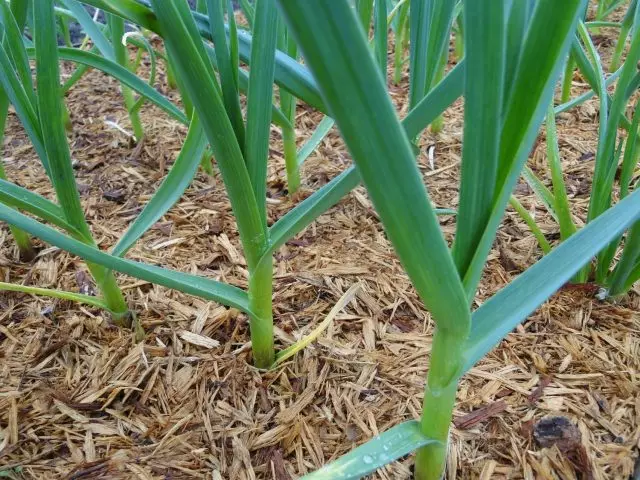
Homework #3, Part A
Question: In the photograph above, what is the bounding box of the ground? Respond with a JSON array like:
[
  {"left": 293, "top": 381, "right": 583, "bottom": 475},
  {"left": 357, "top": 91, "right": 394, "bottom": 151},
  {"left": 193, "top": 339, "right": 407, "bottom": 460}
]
[{"left": 0, "top": 6, "right": 639, "bottom": 480}]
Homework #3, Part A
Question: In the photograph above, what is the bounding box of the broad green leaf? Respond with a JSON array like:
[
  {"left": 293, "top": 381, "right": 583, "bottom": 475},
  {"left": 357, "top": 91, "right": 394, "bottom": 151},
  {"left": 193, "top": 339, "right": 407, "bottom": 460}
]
[
  {"left": 276, "top": 1, "right": 471, "bottom": 342},
  {"left": 463, "top": 188, "right": 640, "bottom": 373},
  {"left": 245, "top": 0, "right": 278, "bottom": 227},
  {"left": 112, "top": 114, "right": 207, "bottom": 257},
  {"left": 452, "top": 0, "right": 505, "bottom": 279},
  {"left": 0, "top": 203, "right": 253, "bottom": 314},
  {"left": 504, "top": 0, "right": 530, "bottom": 107},
  {"left": 302, "top": 421, "right": 440, "bottom": 480}
]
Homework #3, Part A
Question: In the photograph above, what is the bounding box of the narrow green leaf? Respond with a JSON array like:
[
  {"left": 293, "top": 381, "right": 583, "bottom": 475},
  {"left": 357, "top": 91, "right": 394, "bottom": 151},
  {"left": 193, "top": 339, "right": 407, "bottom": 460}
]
[
  {"left": 112, "top": 114, "right": 207, "bottom": 257},
  {"left": 463, "top": 188, "right": 640, "bottom": 373},
  {"left": 238, "top": 0, "right": 255, "bottom": 28},
  {"left": 301, "top": 421, "right": 440, "bottom": 480},
  {"left": 0, "top": 178, "right": 84, "bottom": 239},
  {"left": 374, "top": 0, "right": 387, "bottom": 75},
  {"left": 297, "top": 116, "right": 335, "bottom": 167},
  {"left": 521, "top": 166, "right": 558, "bottom": 221},
  {"left": 0, "top": 1, "right": 36, "bottom": 107},
  {"left": 245, "top": 0, "right": 278, "bottom": 227},
  {"left": 620, "top": 99, "right": 640, "bottom": 199},
  {"left": 59, "top": 0, "right": 114, "bottom": 59},
  {"left": 402, "top": 59, "right": 465, "bottom": 140},
  {"left": 545, "top": 104, "right": 576, "bottom": 241},
  {"left": 0, "top": 281, "right": 112, "bottom": 312},
  {"left": 206, "top": 0, "right": 245, "bottom": 147},
  {"left": 608, "top": 221, "right": 640, "bottom": 296},
  {"left": 452, "top": 0, "right": 505, "bottom": 278},
  {"left": 0, "top": 41, "right": 49, "bottom": 172},
  {"left": 508, "top": 195, "right": 552, "bottom": 254},
  {"left": 29, "top": 47, "right": 188, "bottom": 124},
  {"left": 0, "top": 202, "right": 253, "bottom": 314},
  {"left": 33, "top": 1, "right": 91, "bottom": 237},
  {"left": 409, "top": 0, "right": 431, "bottom": 107}
]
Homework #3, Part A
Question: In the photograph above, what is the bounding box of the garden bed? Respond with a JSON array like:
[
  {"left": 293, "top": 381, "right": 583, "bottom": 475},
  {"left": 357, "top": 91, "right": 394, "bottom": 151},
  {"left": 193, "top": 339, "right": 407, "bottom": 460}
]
[{"left": 0, "top": 11, "right": 639, "bottom": 480}]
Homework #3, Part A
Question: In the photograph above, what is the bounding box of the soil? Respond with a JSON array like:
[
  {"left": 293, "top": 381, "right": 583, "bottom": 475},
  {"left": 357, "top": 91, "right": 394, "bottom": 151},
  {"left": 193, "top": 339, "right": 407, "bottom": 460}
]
[{"left": 1, "top": 4, "right": 639, "bottom": 480}]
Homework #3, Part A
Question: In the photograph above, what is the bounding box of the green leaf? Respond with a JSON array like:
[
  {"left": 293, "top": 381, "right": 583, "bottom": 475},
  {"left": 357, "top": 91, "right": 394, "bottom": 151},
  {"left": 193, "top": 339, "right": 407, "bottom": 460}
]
[
  {"left": 301, "top": 421, "right": 440, "bottom": 480},
  {"left": 0, "top": 178, "right": 84, "bottom": 239},
  {"left": 608, "top": 220, "right": 640, "bottom": 296},
  {"left": 508, "top": 195, "right": 552, "bottom": 254},
  {"left": 0, "top": 41, "right": 49, "bottom": 173},
  {"left": 461, "top": 0, "right": 586, "bottom": 298},
  {"left": 0, "top": 202, "right": 253, "bottom": 314},
  {"left": 521, "top": 166, "right": 558, "bottom": 221},
  {"left": 463, "top": 188, "right": 640, "bottom": 373},
  {"left": 245, "top": 0, "right": 278, "bottom": 227},
  {"left": 402, "top": 60, "right": 465, "bottom": 140},
  {"left": 206, "top": 0, "right": 245, "bottom": 147},
  {"left": 620, "top": 98, "right": 640, "bottom": 199},
  {"left": 33, "top": 1, "right": 91, "bottom": 237},
  {"left": 0, "top": 281, "right": 112, "bottom": 312},
  {"left": 238, "top": 0, "right": 255, "bottom": 28},
  {"left": 59, "top": 0, "right": 114, "bottom": 60},
  {"left": 112, "top": 114, "right": 207, "bottom": 257},
  {"left": 149, "top": 0, "right": 266, "bottom": 269},
  {"left": 374, "top": 0, "right": 388, "bottom": 75},
  {"left": 0, "top": 0, "right": 36, "bottom": 106},
  {"left": 297, "top": 116, "right": 335, "bottom": 167},
  {"left": 276, "top": 0, "right": 470, "bottom": 339},
  {"left": 545, "top": 104, "right": 576, "bottom": 241},
  {"left": 28, "top": 47, "right": 188, "bottom": 124},
  {"left": 452, "top": 0, "right": 505, "bottom": 279}
]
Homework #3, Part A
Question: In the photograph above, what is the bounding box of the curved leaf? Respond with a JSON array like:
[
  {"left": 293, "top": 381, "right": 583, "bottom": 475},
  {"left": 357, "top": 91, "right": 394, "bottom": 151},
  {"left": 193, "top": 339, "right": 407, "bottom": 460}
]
[
  {"left": 463, "top": 188, "right": 640, "bottom": 373},
  {"left": 0, "top": 281, "right": 112, "bottom": 312},
  {"left": 59, "top": 0, "right": 114, "bottom": 59},
  {"left": 0, "top": 178, "right": 84, "bottom": 239},
  {"left": 26, "top": 47, "right": 188, "bottom": 125},
  {"left": 0, "top": 202, "right": 253, "bottom": 314},
  {"left": 302, "top": 421, "right": 440, "bottom": 480},
  {"left": 112, "top": 114, "right": 207, "bottom": 257},
  {"left": 297, "top": 116, "right": 335, "bottom": 167}
]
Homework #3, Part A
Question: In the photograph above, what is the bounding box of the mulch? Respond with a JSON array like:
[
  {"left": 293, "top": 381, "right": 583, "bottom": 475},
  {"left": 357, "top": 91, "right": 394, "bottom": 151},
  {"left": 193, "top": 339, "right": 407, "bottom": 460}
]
[{"left": 1, "top": 4, "right": 638, "bottom": 479}]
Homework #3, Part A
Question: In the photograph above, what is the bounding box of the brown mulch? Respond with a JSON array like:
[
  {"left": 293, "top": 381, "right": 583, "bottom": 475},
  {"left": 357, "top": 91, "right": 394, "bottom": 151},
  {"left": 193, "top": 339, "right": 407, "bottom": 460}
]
[{"left": 1, "top": 4, "right": 639, "bottom": 479}]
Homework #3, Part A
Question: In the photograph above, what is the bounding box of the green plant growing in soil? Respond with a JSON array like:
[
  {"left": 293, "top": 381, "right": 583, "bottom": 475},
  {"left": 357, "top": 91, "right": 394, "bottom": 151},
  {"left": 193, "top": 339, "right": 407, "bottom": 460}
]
[
  {"left": 517, "top": 20, "right": 640, "bottom": 297},
  {"left": 271, "top": 0, "right": 640, "bottom": 478},
  {"left": 0, "top": 0, "right": 131, "bottom": 324},
  {"left": 0, "top": 0, "right": 456, "bottom": 369}
]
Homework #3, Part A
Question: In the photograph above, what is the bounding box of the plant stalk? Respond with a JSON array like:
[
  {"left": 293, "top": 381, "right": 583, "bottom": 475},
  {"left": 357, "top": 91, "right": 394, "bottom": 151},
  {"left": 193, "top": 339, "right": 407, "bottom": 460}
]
[
  {"left": 561, "top": 55, "right": 575, "bottom": 103},
  {"left": 248, "top": 257, "right": 274, "bottom": 368},
  {"left": 283, "top": 126, "right": 300, "bottom": 194},
  {"left": 87, "top": 261, "right": 130, "bottom": 326},
  {"left": 415, "top": 330, "right": 464, "bottom": 480}
]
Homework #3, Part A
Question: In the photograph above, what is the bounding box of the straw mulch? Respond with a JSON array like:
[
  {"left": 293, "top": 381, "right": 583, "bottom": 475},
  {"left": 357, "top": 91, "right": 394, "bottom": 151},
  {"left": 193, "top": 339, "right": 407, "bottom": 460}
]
[{"left": 1, "top": 8, "right": 639, "bottom": 480}]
